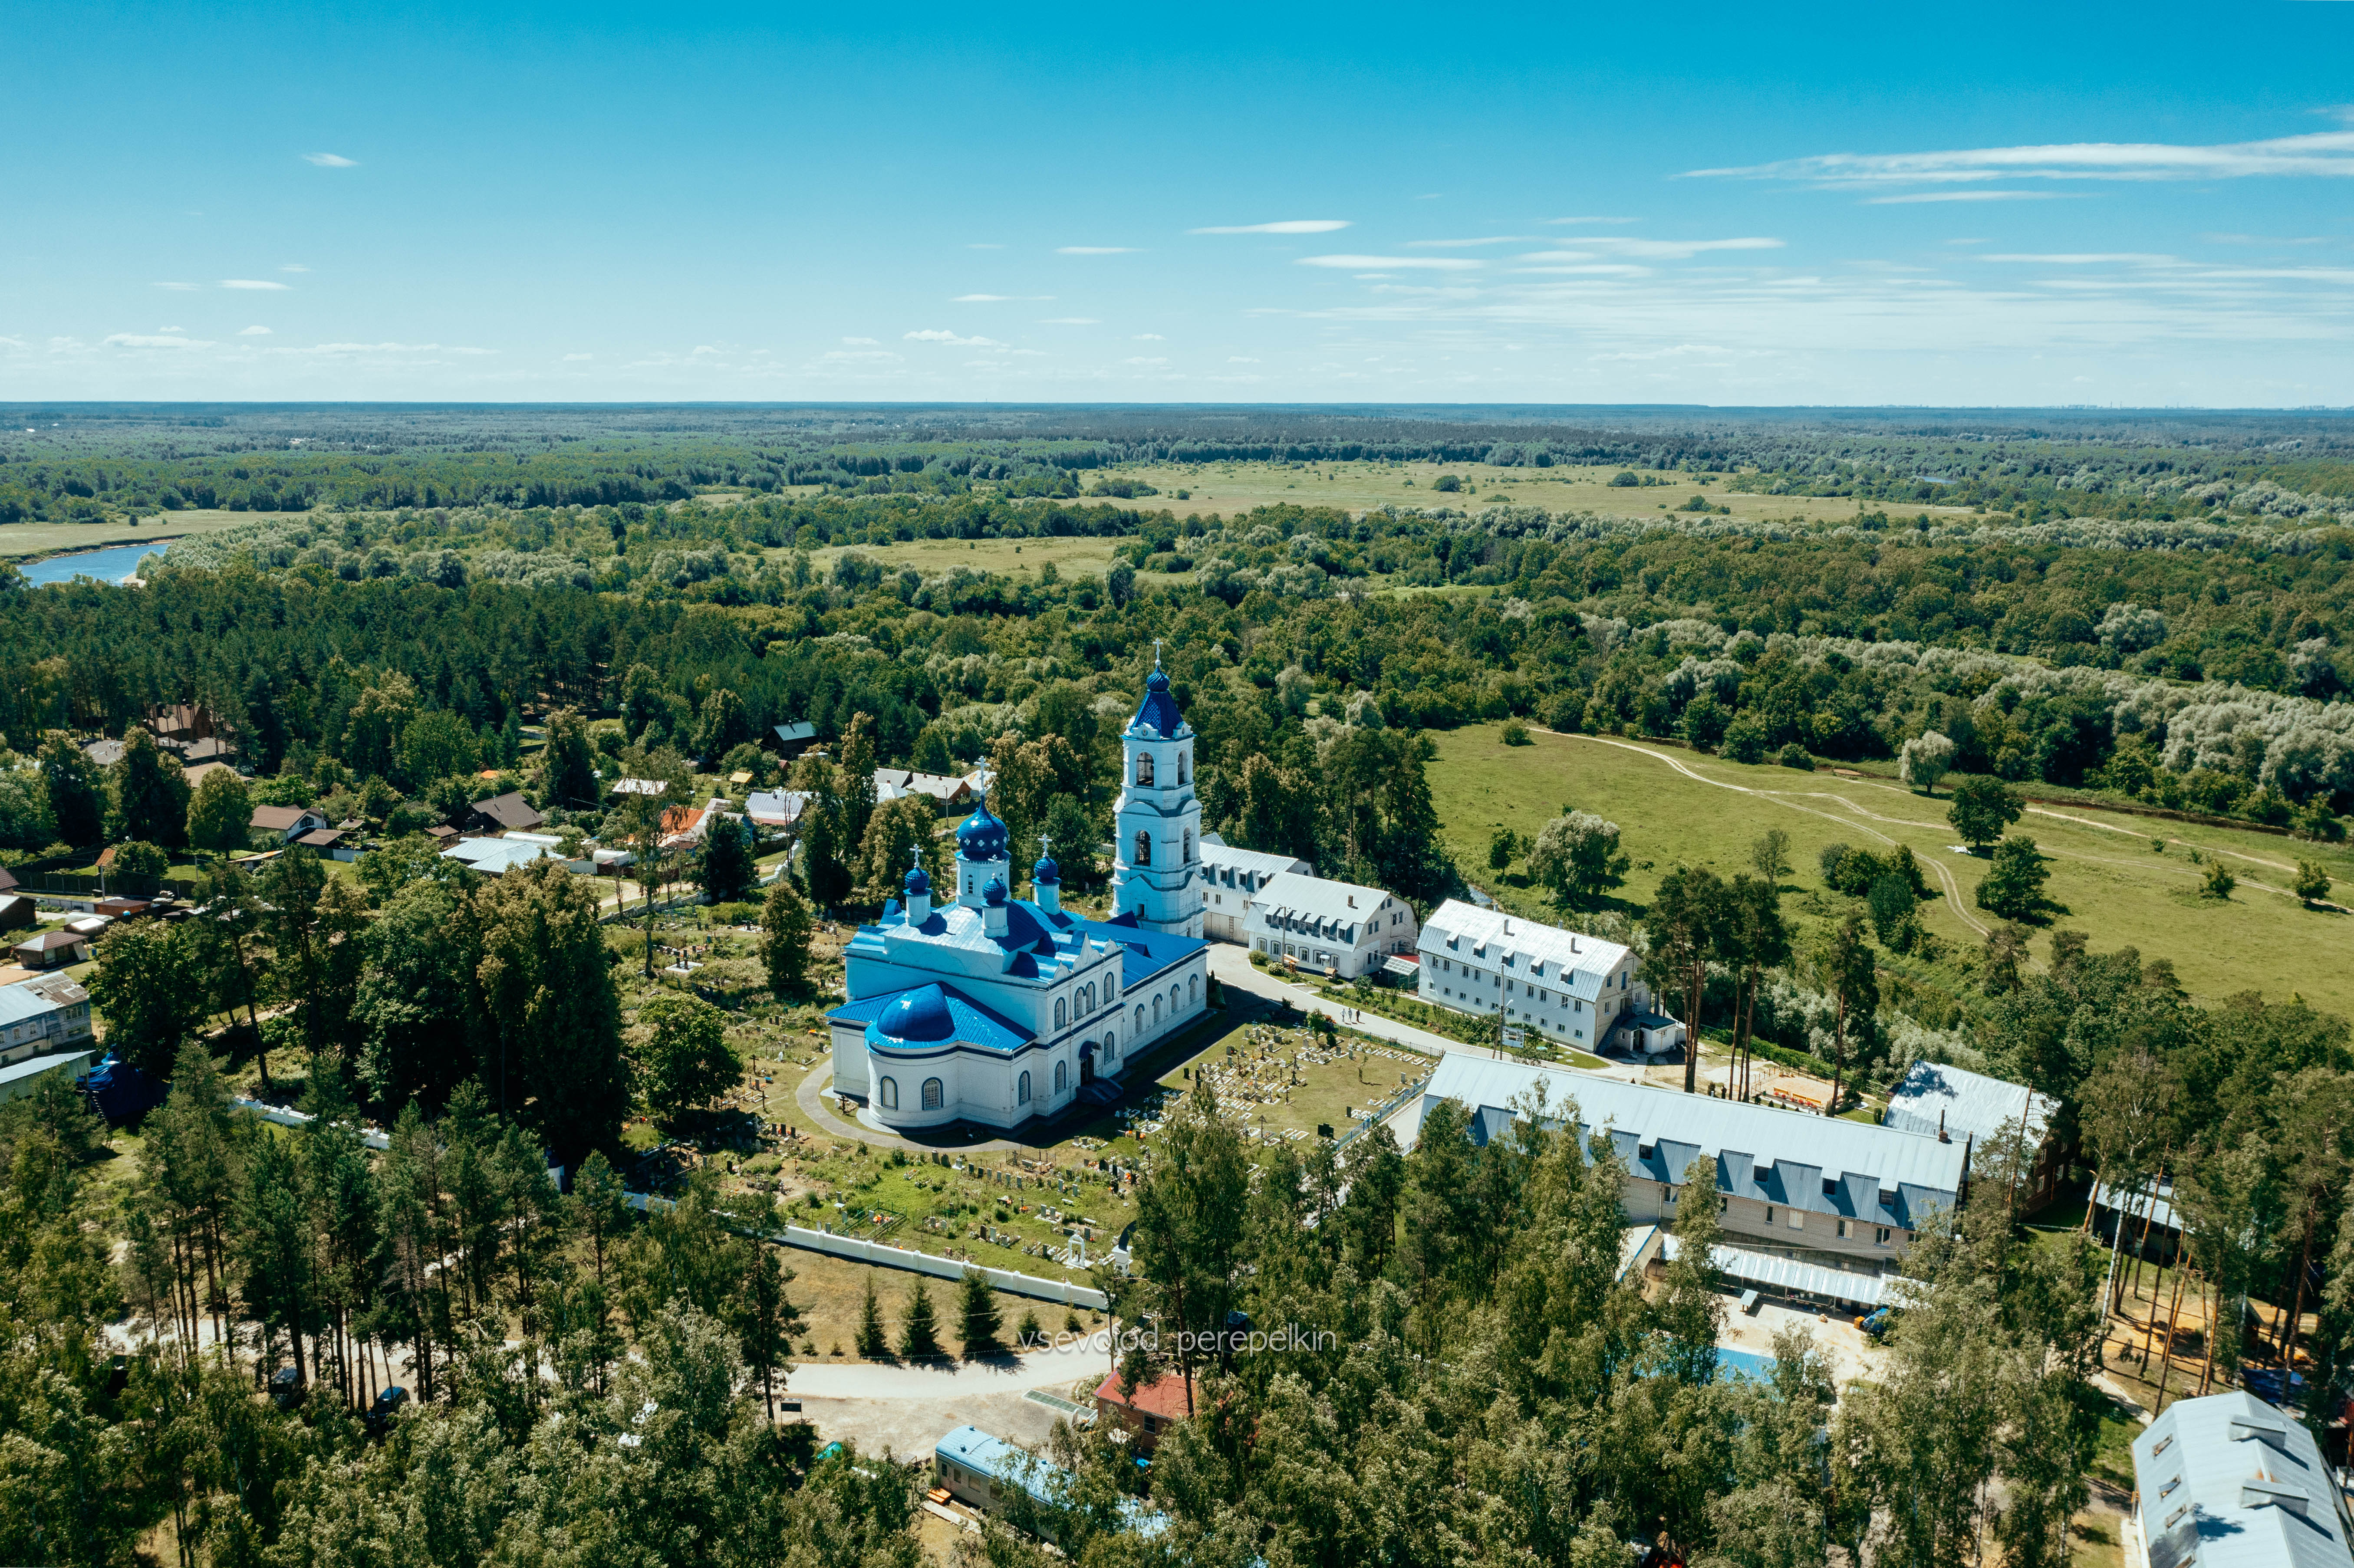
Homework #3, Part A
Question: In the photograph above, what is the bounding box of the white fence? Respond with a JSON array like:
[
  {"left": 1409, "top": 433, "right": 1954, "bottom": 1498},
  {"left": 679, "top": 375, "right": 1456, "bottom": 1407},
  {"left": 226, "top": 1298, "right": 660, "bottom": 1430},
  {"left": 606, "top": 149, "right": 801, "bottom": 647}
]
[{"left": 627, "top": 1192, "right": 1107, "bottom": 1308}]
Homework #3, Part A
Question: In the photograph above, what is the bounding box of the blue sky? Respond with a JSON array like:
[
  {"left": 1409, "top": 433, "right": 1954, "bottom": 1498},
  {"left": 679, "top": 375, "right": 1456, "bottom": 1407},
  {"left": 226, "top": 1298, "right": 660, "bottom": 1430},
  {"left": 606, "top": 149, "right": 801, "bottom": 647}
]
[{"left": 7, "top": 1, "right": 2354, "bottom": 406}]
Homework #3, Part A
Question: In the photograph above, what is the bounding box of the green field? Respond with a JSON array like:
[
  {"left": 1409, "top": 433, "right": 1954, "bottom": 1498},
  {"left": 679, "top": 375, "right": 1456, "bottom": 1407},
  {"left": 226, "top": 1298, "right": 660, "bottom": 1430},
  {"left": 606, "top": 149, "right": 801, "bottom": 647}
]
[
  {"left": 799, "top": 530, "right": 1182, "bottom": 584},
  {"left": 1099, "top": 458, "right": 1976, "bottom": 529},
  {"left": 0, "top": 508, "right": 301, "bottom": 563},
  {"left": 1427, "top": 724, "right": 2354, "bottom": 1019}
]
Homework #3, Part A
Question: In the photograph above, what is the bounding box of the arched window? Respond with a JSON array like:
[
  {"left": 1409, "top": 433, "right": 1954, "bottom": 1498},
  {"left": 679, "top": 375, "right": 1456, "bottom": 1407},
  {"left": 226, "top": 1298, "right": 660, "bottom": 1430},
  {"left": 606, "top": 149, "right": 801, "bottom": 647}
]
[
  {"left": 921, "top": 1078, "right": 944, "bottom": 1111},
  {"left": 1152, "top": 995, "right": 1164, "bottom": 1024},
  {"left": 1169, "top": 984, "right": 1181, "bottom": 1012},
  {"left": 879, "top": 1077, "right": 899, "bottom": 1110},
  {"left": 1054, "top": 1060, "right": 1068, "bottom": 1094},
  {"left": 1179, "top": 752, "right": 1189, "bottom": 785},
  {"left": 1189, "top": 975, "right": 1200, "bottom": 1005},
  {"left": 1136, "top": 753, "right": 1154, "bottom": 787},
  {"left": 1054, "top": 998, "right": 1066, "bottom": 1029},
  {"left": 1183, "top": 828, "right": 1193, "bottom": 863},
  {"left": 1102, "top": 1032, "right": 1116, "bottom": 1062},
  {"left": 1018, "top": 1071, "right": 1031, "bottom": 1105},
  {"left": 1135, "top": 1005, "right": 1146, "bottom": 1035},
  {"left": 1134, "top": 831, "right": 1152, "bottom": 867}
]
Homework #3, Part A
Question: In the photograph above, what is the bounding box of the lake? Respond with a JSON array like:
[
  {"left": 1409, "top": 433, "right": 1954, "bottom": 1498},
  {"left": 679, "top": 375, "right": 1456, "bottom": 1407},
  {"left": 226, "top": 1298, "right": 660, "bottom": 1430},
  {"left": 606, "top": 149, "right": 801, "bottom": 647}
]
[{"left": 16, "top": 542, "right": 171, "bottom": 586}]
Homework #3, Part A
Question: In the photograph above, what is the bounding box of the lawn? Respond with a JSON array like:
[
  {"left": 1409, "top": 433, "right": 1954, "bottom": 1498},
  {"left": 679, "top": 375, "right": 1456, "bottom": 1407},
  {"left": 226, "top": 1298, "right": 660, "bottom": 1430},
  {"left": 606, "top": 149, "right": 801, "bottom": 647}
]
[
  {"left": 762, "top": 1241, "right": 1097, "bottom": 1363},
  {"left": 0, "top": 508, "right": 312, "bottom": 562},
  {"left": 1097, "top": 458, "right": 1979, "bottom": 531},
  {"left": 796, "top": 532, "right": 1182, "bottom": 585},
  {"left": 1426, "top": 724, "right": 2354, "bottom": 1020}
]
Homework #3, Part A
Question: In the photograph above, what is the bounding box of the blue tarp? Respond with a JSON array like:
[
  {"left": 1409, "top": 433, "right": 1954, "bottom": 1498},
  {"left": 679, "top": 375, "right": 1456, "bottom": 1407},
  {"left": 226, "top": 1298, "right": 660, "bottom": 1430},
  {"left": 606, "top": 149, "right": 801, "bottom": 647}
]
[{"left": 83, "top": 1054, "right": 164, "bottom": 1123}]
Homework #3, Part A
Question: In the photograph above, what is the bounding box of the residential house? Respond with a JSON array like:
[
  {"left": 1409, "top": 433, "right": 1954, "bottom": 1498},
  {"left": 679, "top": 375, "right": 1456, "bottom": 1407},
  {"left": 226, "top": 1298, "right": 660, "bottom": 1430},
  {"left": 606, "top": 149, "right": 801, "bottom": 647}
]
[
  {"left": 251, "top": 805, "right": 330, "bottom": 844},
  {"left": 1416, "top": 899, "right": 1682, "bottom": 1057},
  {"left": 933, "top": 1426, "right": 1165, "bottom": 1543},
  {"left": 744, "top": 789, "right": 812, "bottom": 833},
  {"left": 467, "top": 790, "right": 545, "bottom": 835},
  {"left": 82, "top": 737, "right": 127, "bottom": 768},
  {"left": 0, "top": 894, "right": 35, "bottom": 935},
  {"left": 181, "top": 761, "right": 238, "bottom": 792},
  {"left": 1196, "top": 837, "right": 1310, "bottom": 943},
  {"left": 0, "top": 973, "right": 94, "bottom": 1068},
  {"left": 439, "top": 833, "right": 584, "bottom": 875},
  {"left": 11, "top": 929, "right": 89, "bottom": 970},
  {"left": 1092, "top": 1372, "right": 1196, "bottom": 1454},
  {"left": 874, "top": 768, "right": 977, "bottom": 814},
  {"left": 2128, "top": 1391, "right": 2354, "bottom": 1568},
  {"left": 1414, "top": 1052, "right": 1969, "bottom": 1275},
  {"left": 0, "top": 1048, "right": 97, "bottom": 1106},
  {"left": 1883, "top": 1060, "right": 2065, "bottom": 1211},
  {"left": 1241, "top": 871, "right": 1419, "bottom": 979},
  {"left": 770, "top": 720, "right": 818, "bottom": 757},
  {"left": 608, "top": 777, "right": 668, "bottom": 801},
  {"left": 294, "top": 828, "right": 357, "bottom": 861}
]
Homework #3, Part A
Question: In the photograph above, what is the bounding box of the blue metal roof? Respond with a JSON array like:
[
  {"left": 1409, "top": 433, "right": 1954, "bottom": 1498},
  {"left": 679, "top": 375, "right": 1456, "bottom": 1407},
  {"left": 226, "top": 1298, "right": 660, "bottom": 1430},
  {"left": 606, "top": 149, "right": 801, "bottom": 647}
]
[
  {"left": 827, "top": 984, "right": 1034, "bottom": 1056},
  {"left": 1127, "top": 667, "right": 1185, "bottom": 739}
]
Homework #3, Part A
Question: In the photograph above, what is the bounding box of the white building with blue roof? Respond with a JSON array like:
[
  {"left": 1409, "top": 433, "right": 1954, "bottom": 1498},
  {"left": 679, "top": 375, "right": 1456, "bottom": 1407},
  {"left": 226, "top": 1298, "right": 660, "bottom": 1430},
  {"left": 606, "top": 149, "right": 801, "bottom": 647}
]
[
  {"left": 2130, "top": 1391, "right": 2354, "bottom": 1568},
  {"left": 827, "top": 664, "right": 1212, "bottom": 1133}
]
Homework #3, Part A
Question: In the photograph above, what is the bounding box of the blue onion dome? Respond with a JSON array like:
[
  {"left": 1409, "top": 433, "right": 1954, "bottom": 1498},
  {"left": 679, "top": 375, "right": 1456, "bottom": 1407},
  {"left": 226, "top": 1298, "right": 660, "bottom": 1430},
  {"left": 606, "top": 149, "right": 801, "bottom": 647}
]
[
  {"left": 955, "top": 792, "right": 1008, "bottom": 859},
  {"left": 903, "top": 861, "right": 932, "bottom": 898},
  {"left": 1130, "top": 662, "right": 1183, "bottom": 738},
  {"left": 983, "top": 874, "right": 1008, "bottom": 907},
  {"left": 1032, "top": 851, "right": 1060, "bottom": 887},
  {"left": 879, "top": 984, "right": 955, "bottom": 1042}
]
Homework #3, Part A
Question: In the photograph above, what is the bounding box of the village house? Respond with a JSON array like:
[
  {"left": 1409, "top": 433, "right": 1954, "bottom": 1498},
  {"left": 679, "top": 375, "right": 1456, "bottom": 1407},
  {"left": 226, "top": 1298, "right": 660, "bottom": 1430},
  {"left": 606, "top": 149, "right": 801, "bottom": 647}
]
[
  {"left": 11, "top": 929, "right": 89, "bottom": 970},
  {"left": 0, "top": 973, "right": 94, "bottom": 1069},
  {"left": 1092, "top": 1371, "right": 1197, "bottom": 1454},
  {"left": 1416, "top": 899, "right": 1683, "bottom": 1057},
  {"left": 1196, "top": 838, "right": 1310, "bottom": 943},
  {"left": 1883, "top": 1060, "right": 2065, "bottom": 1211},
  {"left": 466, "top": 790, "right": 545, "bottom": 835},
  {"left": 251, "top": 804, "right": 330, "bottom": 844}
]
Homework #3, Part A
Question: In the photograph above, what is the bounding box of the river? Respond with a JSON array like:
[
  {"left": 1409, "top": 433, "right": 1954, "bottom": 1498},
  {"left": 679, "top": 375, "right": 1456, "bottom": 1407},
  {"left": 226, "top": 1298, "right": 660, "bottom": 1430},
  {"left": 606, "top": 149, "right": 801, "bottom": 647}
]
[{"left": 16, "top": 541, "right": 172, "bottom": 586}]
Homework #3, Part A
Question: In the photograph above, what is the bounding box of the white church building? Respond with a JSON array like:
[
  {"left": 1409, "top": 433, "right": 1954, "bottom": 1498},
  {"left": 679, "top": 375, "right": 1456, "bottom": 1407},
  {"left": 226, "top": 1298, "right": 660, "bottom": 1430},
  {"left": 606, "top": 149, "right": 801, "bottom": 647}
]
[{"left": 827, "top": 661, "right": 1213, "bottom": 1134}]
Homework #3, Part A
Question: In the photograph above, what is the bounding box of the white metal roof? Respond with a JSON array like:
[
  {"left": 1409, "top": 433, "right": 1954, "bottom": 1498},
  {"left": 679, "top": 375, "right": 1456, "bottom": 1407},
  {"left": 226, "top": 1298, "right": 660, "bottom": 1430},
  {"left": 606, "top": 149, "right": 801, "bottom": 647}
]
[
  {"left": 1418, "top": 898, "right": 1631, "bottom": 1001},
  {"left": 1248, "top": 871, "right": 1401, "bottom": 935},
  {"left": 1884, "top": 1060, "right": 2056, "bottom": 1147},
  {"left": 2133, "top": 1391, "right": 2354, "bottom": 1568},
  {"left": 0, "top": 976, "right": 85, "bottom": 1027},
  {"left": 1199, "top": 841, "right": 1312, "bottom": 881},
  {"left": 1661, "top": 1235, "right": 1900, "bottom": 1308}
]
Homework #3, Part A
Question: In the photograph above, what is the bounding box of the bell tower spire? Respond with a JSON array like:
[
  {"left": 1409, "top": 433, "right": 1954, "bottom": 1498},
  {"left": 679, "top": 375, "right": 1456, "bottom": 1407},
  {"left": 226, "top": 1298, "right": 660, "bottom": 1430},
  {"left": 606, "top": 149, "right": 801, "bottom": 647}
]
[{"left": 1110, "top": 650, "right": 1202, "bottom": 938}]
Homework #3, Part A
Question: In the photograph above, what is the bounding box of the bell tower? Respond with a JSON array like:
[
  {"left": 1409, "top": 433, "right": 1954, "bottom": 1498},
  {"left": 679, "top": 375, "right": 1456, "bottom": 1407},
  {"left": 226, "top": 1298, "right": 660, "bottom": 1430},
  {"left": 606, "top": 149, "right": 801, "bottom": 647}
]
[{"left": 1111, "top": 644, "right": 1203, "bottom": 938}]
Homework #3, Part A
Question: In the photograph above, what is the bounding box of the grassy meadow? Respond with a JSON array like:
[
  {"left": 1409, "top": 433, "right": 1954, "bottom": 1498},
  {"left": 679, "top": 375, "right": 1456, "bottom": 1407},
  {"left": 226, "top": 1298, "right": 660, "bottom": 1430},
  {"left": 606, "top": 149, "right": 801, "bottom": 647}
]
[
  {"left": 797, "top": 530, "right": 1175, "bottom": 585},
  {"left": 1427, "top": 723, "right": 2354, "bottom": 1021},
  {"left": 0, "top": 508, "right": 298, "bottom": 563},
  {"left": 1097, "top": 458, "right": 1978, "bottom": 529}
]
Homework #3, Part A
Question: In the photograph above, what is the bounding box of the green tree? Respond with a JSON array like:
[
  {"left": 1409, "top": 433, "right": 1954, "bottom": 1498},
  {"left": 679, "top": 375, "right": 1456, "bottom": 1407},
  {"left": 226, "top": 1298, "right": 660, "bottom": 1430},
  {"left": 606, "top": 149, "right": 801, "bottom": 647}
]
[
  {"left": 697, "top": 812, "right": 755, "bottom": 904},
  {"left": 1131, "top": 1077, "right": 1248, "bottom": 1408},
  {"left": 837, "top": 711, "right": 879, "bottom": 851},
  {"left": 957, "top": 1268, "right": 1003, "bottom": 1358},
  {"left": 1899, "top": 730, "right": 1956, "bottom": 793},
  {"left": 1644, "top": 865, "right": 1728, "bottom": 1095},
  {"left": 1948, "top": 775, "right": 2022, "bottom": 852},
  {"left": 185, "top": 765, "right": 253, "bottom": 857},
  {"left": 542, "top": 706, "right": 599, "bottom": 808},
  {"left": 695, "top": 686, "right": 753, "bottom": 761},
  {"left": 637, "top": 996, "right": 737, "bottom": 1121},
  {"left": 1748, "top": 828, "right": 1792, "bottom": 886},
  {"left": 1867, "top": 874, "right": 1917, "bottom": 949},
  {"left": 731, "top": 1244, "right": 803, "bottom": 1423},
  {"left": 2296, "top": 860, "right": 2334, "bottom": 904},
  {"left": 110, "top": 838, "right": 169, "bottom": 881},
  {"left": 759, "top": 878, "right": 815, "bottom": 999},
  {"left": 1723, "top": 873, "right": 1790, "bottom": 1105},
  {"left": 474, "top": 860, "right": 629, "bottom": 1164},
  {"left": 854, "top": 1272, "right": 891, "bottom": 1358},
  {"left": 1653, "top": 1155, "right": 1726, "bottom": 1383},
  {"left": 1813, "top": 911, "right": 1878, "bottom": 1117},
  {"left": 397, "top": 708, "right": 478, "bottom": 789},
  {"left": 36, "top": 730, "right": 105, "bottom": 846},
  {"left": 1976, "top": 834, "right": 2050, "bottom": 920},
  {"left": 110, "top": 727, "right": 191, "bottom": 847},
  {"left": 2202, "top": 858, "right": 2238, "bottom": 901},
  {"left": 1486, "top": 826, "right": 1522, "bottom": 873},
  {"left": 1527, "top": 809, "right": 1629, "bottom": 909},
  {"left": 856, "top": 793, "right": 949, "bottom": 903},
  {"left": 86, "top": 919, "right": 213, "bottom": 1076},
  {"left": 342, "top": 671, "right": 418, "bottom": 780},
  {"left": 898, "top": 1278, "right": 942, "bottom": 1361}
]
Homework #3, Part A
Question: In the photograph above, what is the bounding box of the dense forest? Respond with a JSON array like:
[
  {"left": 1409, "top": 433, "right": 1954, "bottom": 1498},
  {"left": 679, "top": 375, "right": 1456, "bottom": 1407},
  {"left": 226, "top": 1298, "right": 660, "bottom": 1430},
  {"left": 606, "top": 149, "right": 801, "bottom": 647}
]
[{"left": 1, "top": 406, "right": 2352, "bottom": 1566}]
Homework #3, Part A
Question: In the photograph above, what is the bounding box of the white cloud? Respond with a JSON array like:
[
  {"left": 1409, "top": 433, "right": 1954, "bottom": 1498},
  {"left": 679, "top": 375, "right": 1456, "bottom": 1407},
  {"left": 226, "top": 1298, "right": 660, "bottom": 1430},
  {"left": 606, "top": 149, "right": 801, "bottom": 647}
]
[
  {"left": 237, "top": 325, "right": 273, "bottom": 336},
  {"left": 280, "top": 263, "right": 309, "bottom": 272},
  {"left": 562, "top": 352, "right": 593, "bottom": 361},
  {"left": 691, "top": 345, "right": 720, "bottom": 355},
  {"left": 159, "top": 325, "right": 185, "bottom": 333},
  {"left": 104, "top": 333, "right": 214, "bottom": 349},
  {"left": 842, "top": 336, "right": 879, "bottom": 345},
  {"left": 292, "top": 342, "right": 494, "bottom": 355},
  {"left": 903, "top": 330, "right": 1006, "bottom": 346},
  {"left": 1406, "top": 236, "right": 1539, "bottom": 248},
  {"left": 1123, "top": 356, "right": 1169, "bottom": 365},
  {"left": 1863, "top": 190, "right": 2074, "bottom": 204},
  {"left": 153, "top": 281, "right": 198, "bottom": 291},
  {"left": 1695, "top": 126, "right": 2354, "bottom": 188},
  {"left": 1038, "top": 317, "right": 1100, "bottom": 324},
  {"left": 221, "top": 279, "right": 292, "bottom": 290},
  {"left": 1521, "top": 237, "right": 1784, "bottom": 261},
  {"left": 1297, "top": 254, "right": 1484, "bottom": 270},
  {"left": 1056, "top": 246, "right": 1139, "bottom": 255},
  {"left": 1133, "top": 333, "right": 1165, "bottom": 340},
  {"left": 1980, "top": 253, "right": 2180, "bottom": 264},
  {"left": 1228, "top": 355, "right": 1260, "bottom": 363},
  {"left": 302, "top": 152, "right": 358, "bottom": 167},
  {"left": 1189, "top": 220, "right": 1351, "bottom": 234}
]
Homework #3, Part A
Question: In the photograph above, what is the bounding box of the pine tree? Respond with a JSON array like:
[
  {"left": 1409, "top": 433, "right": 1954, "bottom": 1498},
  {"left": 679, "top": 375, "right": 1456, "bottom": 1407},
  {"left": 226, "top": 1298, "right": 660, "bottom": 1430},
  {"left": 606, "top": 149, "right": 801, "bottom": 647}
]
[
  {"left": 760, "top": 879, "right": 814, "bottom": 999},
  {"left": 853, "top": 1273, "right": 890, "bottom": 1358},
  {"left": 898, "top": 1278, "right": 942, "bottom": 1361},
  {"left": 957, "top": 1269, "right": 1002, "bottom": 1359},
  {"left": 732, "top": 1246, "right": 803, "bottom": 1422}
]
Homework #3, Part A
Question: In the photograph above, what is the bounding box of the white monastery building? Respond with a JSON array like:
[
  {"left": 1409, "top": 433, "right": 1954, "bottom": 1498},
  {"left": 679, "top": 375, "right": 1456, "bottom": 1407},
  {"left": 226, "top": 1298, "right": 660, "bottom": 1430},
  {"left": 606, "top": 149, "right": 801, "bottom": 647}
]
[
  {"left": 1241, "top": 871, "right": 1419, "bottom": 979},
  {"left": 827, "top": 661, "right": 1212, "bottom": 1134},
  {"left": 1196, "top": 838, "right": 1310, "bottom": 943},
  {"left": 1416, "top": 898, "right": 1685, "bottom": 1056}
]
